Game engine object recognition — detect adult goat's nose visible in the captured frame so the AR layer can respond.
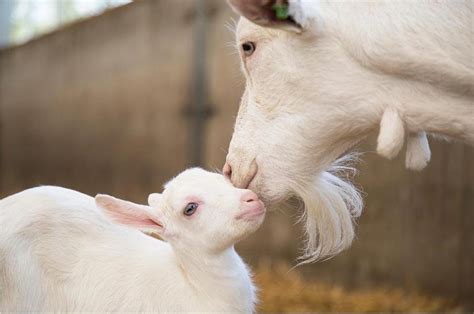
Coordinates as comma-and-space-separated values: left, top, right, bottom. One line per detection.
223, 157, 258, 189
223, 161, 232, 180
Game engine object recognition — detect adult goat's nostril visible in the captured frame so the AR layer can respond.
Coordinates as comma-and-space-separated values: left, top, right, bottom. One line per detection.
241, 159, 258, 189
223, 162, 232, 180
224, 157, 258, 188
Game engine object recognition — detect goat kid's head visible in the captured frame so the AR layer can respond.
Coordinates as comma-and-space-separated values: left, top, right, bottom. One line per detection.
96, 168, 265, 254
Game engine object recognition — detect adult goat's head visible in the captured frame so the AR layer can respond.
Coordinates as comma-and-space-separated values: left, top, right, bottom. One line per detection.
222, 0, 463, 262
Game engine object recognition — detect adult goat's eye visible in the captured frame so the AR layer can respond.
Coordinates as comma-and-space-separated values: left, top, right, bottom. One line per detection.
183, 202, 198, 216
241, 41, 256, 57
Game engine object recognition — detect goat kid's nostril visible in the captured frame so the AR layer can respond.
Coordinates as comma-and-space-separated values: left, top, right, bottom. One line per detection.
223, 162, 232, 180
241, 191, 259, 203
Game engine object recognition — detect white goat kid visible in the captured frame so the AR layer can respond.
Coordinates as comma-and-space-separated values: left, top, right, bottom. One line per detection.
225, 0, 473, 262
0, 168, 264, 312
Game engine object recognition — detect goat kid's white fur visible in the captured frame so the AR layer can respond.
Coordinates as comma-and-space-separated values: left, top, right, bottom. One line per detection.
0, 168, 262, 312
227, 0, 473, 262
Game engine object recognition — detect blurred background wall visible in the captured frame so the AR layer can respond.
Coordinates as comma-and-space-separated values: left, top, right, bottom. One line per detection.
0, 0, 472, 307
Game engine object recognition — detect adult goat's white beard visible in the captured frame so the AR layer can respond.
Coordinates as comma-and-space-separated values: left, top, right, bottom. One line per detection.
293, 156, 363, 264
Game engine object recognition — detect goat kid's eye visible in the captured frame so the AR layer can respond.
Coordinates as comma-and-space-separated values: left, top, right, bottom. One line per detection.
183, 202, 198, 216
241, 41, 256, 57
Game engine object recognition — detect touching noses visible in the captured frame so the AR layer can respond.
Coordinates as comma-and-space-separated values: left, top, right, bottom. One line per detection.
223, 157, 258, 189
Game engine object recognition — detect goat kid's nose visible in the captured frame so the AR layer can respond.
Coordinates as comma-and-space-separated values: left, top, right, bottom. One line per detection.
241, 190, 259, 203
223, 157, 258, 189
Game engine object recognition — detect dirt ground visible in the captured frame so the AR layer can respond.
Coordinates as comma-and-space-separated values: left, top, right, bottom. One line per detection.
255, 263, 463, 313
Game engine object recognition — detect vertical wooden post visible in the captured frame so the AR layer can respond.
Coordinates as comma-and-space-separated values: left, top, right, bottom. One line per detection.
188, 0, 208, 167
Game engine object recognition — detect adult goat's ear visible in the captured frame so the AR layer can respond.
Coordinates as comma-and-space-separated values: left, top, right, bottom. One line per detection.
228, 0, 303, 33
95, 194, 164, 233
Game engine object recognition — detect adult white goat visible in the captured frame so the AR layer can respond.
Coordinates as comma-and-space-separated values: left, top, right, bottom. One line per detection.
0, 168, 264, 311
223, 0, 473, 262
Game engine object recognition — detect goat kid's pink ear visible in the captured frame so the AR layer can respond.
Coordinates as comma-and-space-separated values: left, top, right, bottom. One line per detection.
95, 194, 164, 233
227, 0, 302, 32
